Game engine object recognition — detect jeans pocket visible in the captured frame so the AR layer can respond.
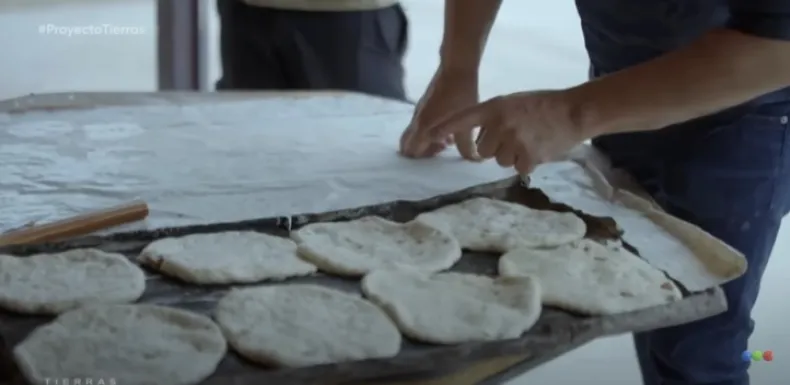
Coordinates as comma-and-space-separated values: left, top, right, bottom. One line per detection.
697, 112, 788, 176
665, 110, 789, 220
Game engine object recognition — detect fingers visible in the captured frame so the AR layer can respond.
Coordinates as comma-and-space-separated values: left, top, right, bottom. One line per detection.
426, 102, 487, 140
401, 124, 449, 158
514, 151, 536, 175
404, 139, 446, 158
404, 97, 495, 159
494, 139, 518, 168
478, 127, 517, 167
423, 142, 448, 157
455, 130, 481, 161
475, 127, 502, 159
399, 126, 424, 158
403, 98, 507, 161
403, 112, 481, 160
399, 126, 414, 155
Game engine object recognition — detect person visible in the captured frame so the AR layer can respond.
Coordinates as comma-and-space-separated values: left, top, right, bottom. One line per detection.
400, 1, 790, 384
215, 0, 409, 101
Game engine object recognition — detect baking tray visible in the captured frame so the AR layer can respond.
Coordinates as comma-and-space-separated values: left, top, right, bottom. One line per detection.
0, 176, 727, 385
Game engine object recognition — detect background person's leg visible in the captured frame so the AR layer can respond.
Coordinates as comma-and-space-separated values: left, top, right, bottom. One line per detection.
274, 5, 408, 101
215, 0, 288, 90
216, 0, 408, 101
594, 107, 790, 385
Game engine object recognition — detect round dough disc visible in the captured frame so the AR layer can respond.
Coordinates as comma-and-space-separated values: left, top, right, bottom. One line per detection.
291, 216, 461, 276
214, 284, 402, 367
361, 270, 542, 344
416, 197, 586, 252
498, 239, 683, 315
138, 231, 317, 284
0, 249, 145, 315
13, 304, 227, 385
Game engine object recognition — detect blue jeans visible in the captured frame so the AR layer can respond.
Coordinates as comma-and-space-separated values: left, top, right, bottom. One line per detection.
593, 104, 790, 385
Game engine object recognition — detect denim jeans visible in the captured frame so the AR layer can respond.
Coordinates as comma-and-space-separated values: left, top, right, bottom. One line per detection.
593, 104, 790, 385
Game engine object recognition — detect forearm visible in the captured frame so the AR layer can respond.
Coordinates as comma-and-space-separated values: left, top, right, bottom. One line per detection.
439, 0, 503, 71
571, 28, 790, 136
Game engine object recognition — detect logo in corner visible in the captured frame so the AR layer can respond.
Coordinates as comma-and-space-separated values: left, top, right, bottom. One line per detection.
742, 350, 773, 362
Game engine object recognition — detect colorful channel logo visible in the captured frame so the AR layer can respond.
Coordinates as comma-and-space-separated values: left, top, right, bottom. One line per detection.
742, 350, 773, 362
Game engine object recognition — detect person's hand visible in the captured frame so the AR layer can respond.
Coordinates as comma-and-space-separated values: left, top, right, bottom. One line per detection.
400, 66, 482, 160
417, 90, 591, 174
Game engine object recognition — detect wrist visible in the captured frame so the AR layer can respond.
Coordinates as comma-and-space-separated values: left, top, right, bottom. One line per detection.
434, 59, 481, 91
563, 84, 610, 139
438, 46, 483, 73
437, 61, 480, 80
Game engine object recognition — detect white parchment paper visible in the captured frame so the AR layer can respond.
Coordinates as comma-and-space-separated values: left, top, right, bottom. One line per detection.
0, 93, 512, 231
530, 159, 746, 292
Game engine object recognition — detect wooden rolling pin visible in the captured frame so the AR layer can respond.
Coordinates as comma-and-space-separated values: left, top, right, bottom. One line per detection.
0, 201, 149, 247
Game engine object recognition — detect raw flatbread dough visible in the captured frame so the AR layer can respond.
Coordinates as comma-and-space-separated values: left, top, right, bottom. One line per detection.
361, 270, 542, 344
291, 216, 461, 276
214, 284, 401, 367
138, 231, 317, 284
416, 197, 586, 252
498, 239, 683, 315
0, 249, 145, 315
13, 304, 227, 385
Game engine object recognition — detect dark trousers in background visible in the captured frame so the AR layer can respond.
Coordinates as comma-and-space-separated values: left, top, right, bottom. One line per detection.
216, 0, 408, 101
594, 103, 790, 385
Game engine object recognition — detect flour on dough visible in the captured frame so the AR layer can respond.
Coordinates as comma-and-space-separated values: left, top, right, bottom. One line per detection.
0, 249, 145, 315
291, 216, 461, 276
138, 231, 317, 284
361, 270, 542, 344
498, 239, 682, 315
214, 284, 401, 367
416, 197, 586, 252
13, 304, 227, 385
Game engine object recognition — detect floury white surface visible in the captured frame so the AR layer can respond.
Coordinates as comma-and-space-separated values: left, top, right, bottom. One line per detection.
0, 93, 517, 230
1, 1, 788, 384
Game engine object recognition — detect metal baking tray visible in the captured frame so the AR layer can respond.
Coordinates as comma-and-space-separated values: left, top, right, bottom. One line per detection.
0, 176, 727, 385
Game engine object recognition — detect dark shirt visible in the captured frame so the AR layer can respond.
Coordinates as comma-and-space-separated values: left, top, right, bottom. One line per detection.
576, 0, 790, 116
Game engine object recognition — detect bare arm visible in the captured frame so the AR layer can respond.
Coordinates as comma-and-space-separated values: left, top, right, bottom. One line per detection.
439, 0, 503, 71
571, 2, 790, 136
